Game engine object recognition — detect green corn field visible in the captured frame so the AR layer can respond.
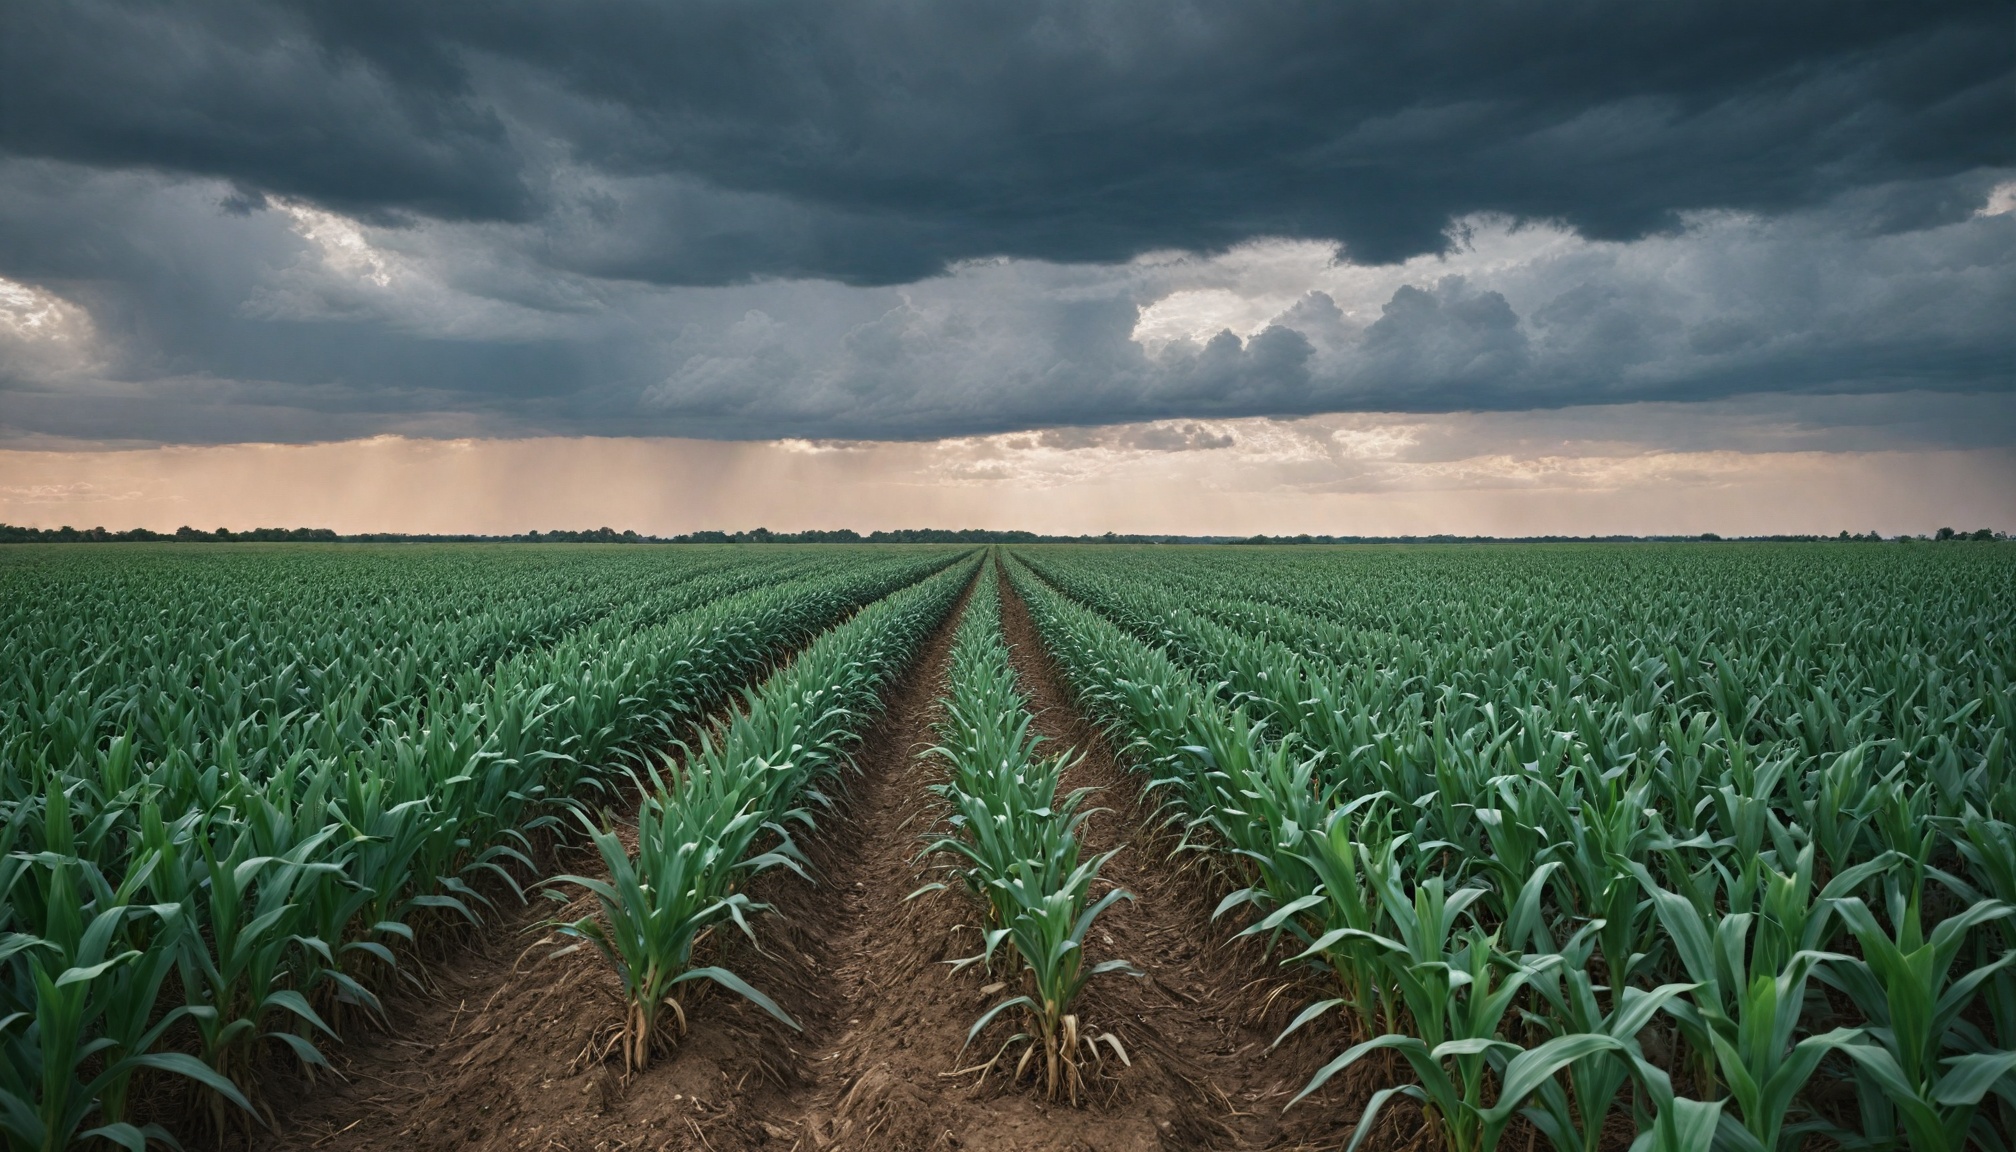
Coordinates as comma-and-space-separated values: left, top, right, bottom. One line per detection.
0, 541, 2010, 1151
1010, 543, 2016, 1152
0, 544, 968, 1148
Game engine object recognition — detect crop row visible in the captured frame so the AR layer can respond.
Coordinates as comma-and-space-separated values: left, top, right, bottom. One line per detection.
0, 546, 965, 1150
552, 553, 978, 1071
3, 546, 832, 776
914, 560, 1134, 1102
1006, 547, 2016, 1152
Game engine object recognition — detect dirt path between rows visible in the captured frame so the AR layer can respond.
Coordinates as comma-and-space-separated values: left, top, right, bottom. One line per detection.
253, 558, 1400, 1151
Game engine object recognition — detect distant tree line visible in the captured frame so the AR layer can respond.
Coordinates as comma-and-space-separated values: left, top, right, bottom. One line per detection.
0, 524, 1154, 544
1230, 529, 2008, 544
670, 527, 1054, 543
0, 524, 642, 544
342, 528, 649, 543
3, 523, 2007, 545
0, 524, 342, 543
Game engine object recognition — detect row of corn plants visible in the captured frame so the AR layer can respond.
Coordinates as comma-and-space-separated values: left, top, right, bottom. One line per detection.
2, 546, 824, 777
549, 553, 982, 1072
0, 545, 965, 1149
1020, 546, 2010, 823
912, 559, 1136, 1103
1005, 546, 2016, 1152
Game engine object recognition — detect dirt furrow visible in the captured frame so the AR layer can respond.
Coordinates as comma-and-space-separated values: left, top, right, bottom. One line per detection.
702, 566, 1184, 1151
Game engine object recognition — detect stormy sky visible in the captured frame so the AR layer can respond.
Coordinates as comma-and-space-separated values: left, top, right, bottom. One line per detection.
0, 1, 2010, 531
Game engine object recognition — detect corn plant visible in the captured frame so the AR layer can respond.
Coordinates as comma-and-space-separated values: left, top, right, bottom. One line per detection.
1270, 873, 1598, 1152
922, 715, 1097, 938
1825, 893, 2016, 1152
0, 847, 253, 1151
543, 789, 797, 1073
965, 854, 1138, 1104
1632, 857, 1874, 1152
161, 828, 343, 1128
1244, 794, 1403, 1042
1521, 925, 1700, 1152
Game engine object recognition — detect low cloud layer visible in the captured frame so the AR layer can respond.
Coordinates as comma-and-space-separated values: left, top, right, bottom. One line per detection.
1, 163, 2011, 446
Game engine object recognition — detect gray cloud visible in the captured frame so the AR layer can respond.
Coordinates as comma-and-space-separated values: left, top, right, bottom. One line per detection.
1025, 422, 1237, 453
0, 2, 2010, 448
1359, 279, 1530, 400
2, 158, 2012, 445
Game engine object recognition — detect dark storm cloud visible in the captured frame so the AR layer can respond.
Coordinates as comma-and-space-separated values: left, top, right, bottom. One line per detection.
0, 3, 2011, 447
0, 1, 528, 224
4, 0, 2009, 282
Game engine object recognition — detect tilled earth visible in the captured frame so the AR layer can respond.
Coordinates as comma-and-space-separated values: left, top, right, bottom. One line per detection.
248, 566, 1421, 1151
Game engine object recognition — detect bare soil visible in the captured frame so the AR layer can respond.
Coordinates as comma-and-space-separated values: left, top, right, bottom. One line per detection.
247, 561, 1417, 1152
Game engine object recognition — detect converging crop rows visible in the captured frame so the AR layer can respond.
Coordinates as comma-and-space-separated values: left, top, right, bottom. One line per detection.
0, 541, 2010, 1152
914, 560, 1136, 1104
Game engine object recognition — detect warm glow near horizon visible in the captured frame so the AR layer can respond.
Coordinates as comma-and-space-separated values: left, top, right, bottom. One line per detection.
4, 413, 2010, 539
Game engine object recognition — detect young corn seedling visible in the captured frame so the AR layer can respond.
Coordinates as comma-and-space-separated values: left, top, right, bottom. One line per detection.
1536, 771, 1659, 987
1944, 804, 2016, 1141
1246, 796, 1404, 1043
140, 821, 343, 1132
965, 853, 1139, 1104
1522, 924, 1702, 1152
1280, 918, 1617, 1152
1631, 860, 1870, 1152
922, 746, 1098, 943
1269, 871, 1602, 1152
544, 780, 800, 1074
0, 850, 254, 1152
921, 683, 1095, 939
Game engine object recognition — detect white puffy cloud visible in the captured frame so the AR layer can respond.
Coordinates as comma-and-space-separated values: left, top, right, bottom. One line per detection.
0, 274, 100, 383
